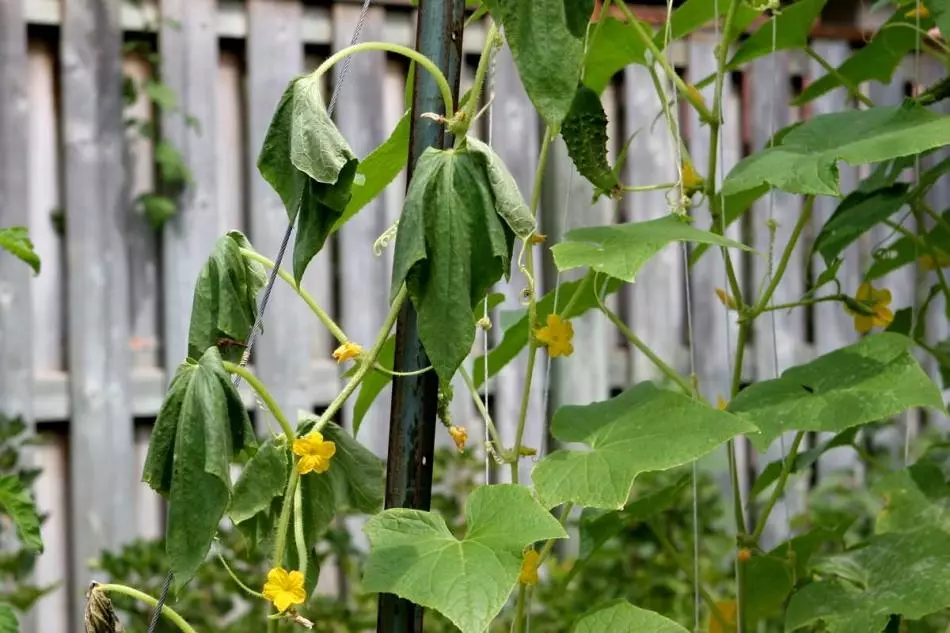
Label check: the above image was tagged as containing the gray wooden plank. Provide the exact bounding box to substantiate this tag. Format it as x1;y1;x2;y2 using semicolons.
32;434;70;633
159;0;220;374
490;44;545;484
61;0;135;601
247;0;313;425
217;51;245;234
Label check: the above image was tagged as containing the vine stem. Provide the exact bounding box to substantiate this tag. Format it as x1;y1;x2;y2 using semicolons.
750;431;805;543
803;46;875;108
885;216;950;301
456;20;499;147
272;468;300;571
750;294;852;315
95;584;198;633
293;476;308;579
223;361;295;441
511;502;574;633
751;196;815;317
313;42;455;120
623;182;676;192
458;365;506;451
217;553;264;599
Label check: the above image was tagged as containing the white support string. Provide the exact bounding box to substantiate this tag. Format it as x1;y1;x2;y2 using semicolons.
484;24;499;487
906;0;923;466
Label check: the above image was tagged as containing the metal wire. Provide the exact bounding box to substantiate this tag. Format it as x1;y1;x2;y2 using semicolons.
147;1;375;628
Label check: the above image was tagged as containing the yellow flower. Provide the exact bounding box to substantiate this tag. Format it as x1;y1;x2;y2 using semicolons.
332;341;363;364
682;160;704;197
717;396;728;411
535;314;574;357
844;282;894;334
529;232;547;245
919;252;950;270
518;549;540;586
906;6;930;19
714;287;737;310
262;567;306;613
709;599;738;633
448;426;468;453
292;432;337;474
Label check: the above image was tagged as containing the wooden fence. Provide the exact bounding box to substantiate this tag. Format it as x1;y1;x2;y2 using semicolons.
1;1;948;631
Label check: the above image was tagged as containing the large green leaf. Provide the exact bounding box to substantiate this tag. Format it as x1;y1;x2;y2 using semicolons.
572;599;688;632
257;74;358;284
487;0;589;125
727;0;828;68
335;110;411;230
552;215;751;283
471;273;623;388
874;443;950;535
0;227;40;275
582;18;648;96
785;528;950;633
813;184;909;266
532;382;757;509
141;347;256;588
362;484;567;633
560;84;620;196
187;231;267;364
723;104;950;197
391;147;514;383
465;138;536;239
0;475;42;553
727;333;946;452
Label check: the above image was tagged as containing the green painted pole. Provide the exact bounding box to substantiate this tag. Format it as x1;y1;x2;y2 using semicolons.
377;0;465;632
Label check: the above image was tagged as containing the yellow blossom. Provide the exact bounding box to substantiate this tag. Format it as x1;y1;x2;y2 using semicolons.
714;287;737;310
332;341;363;364
906;6;930;18
737;548;752;563
844;282;894;334
518;549;540;586
292;432;337;474
448;426;468;453
717;396;728;411
709;599;738;633
919;252;950;270
682;160;704;197
262;567;306;613
529;232;547;245
535;314;574;357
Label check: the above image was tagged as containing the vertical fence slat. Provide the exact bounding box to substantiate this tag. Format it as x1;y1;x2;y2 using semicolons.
247;0;312;423
32;435;69;633
160;0;220;375
491;44;544;484
61;0;135;601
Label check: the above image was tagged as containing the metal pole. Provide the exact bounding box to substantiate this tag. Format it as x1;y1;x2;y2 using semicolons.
377;0;464;632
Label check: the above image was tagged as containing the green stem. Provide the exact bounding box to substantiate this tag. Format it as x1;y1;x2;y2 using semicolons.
459;365;506;451
804;46;875;108
752;196;815;317
456;21;499;146
750;432;805;543
95;584;198;633
752;294;851;315
511;586;528;633
510;345;539;484
241;247;347;344
293;477;308;580
622;182;677;193
372;363;431;377
886;216;950;302
557;273;592;318
217;553;264;599
272;468;300;570
536;502;574;566
223;361;296;440
313;42;455;119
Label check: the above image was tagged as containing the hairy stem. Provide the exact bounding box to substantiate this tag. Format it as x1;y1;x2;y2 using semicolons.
752;196;815;317
217;553;264;599
223;361;296;440
804;47;875;108
294;477;308;580
456;21;499;146
751;431;805;543
272;468;300;571
95;584;198;633
459;365;506;451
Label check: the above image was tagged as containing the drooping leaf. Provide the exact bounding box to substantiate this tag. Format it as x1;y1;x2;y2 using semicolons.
785;528;950;633
228;437;290;527
0;227;40;275
187;231;267;363
487;0;588;124
0;605;16;633
552;215;751;283
744;555;794;622
465;137;536;239
0;475;42;553
335;110;411;230
532;382;757;509
874;443;950;534
750;428;859;498
560;84;620;196
362;484;567;633
257;75;359;284
472;273;624;388
571;599;688;632
141;347;256;588
813;184;909;267
390;147;514;383
722;104;950;197
727;333;946;452
727;0;828;68
582;18;648;96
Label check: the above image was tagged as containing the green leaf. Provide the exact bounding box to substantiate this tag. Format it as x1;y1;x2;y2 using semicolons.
571;599;688;632
335;110;411;231
138;193;178;229
391;147;514;383
723;104;950;197
874;443;950;534
228;438;290;527
785;528;950;632
750;428;858;498
144;79;178;111
141;347;256;588
689;184;769;266
257;75;359;284
465;137;536;239
728;333;946;452
0;227;40;275
924;0;950;39
532;382;757;509
582;18;648;96
813;184;909;267
186;231;267;364
660;0;758;48
0;605;17;633
867;209;950;281
560;84;620;196
0;475;42;553
744;555;794;622
552;215;751;283
155;140;190;185
769;525;848;582
727;0;828;68
362;484;567;633
488;0;587;124
472;272;624;388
